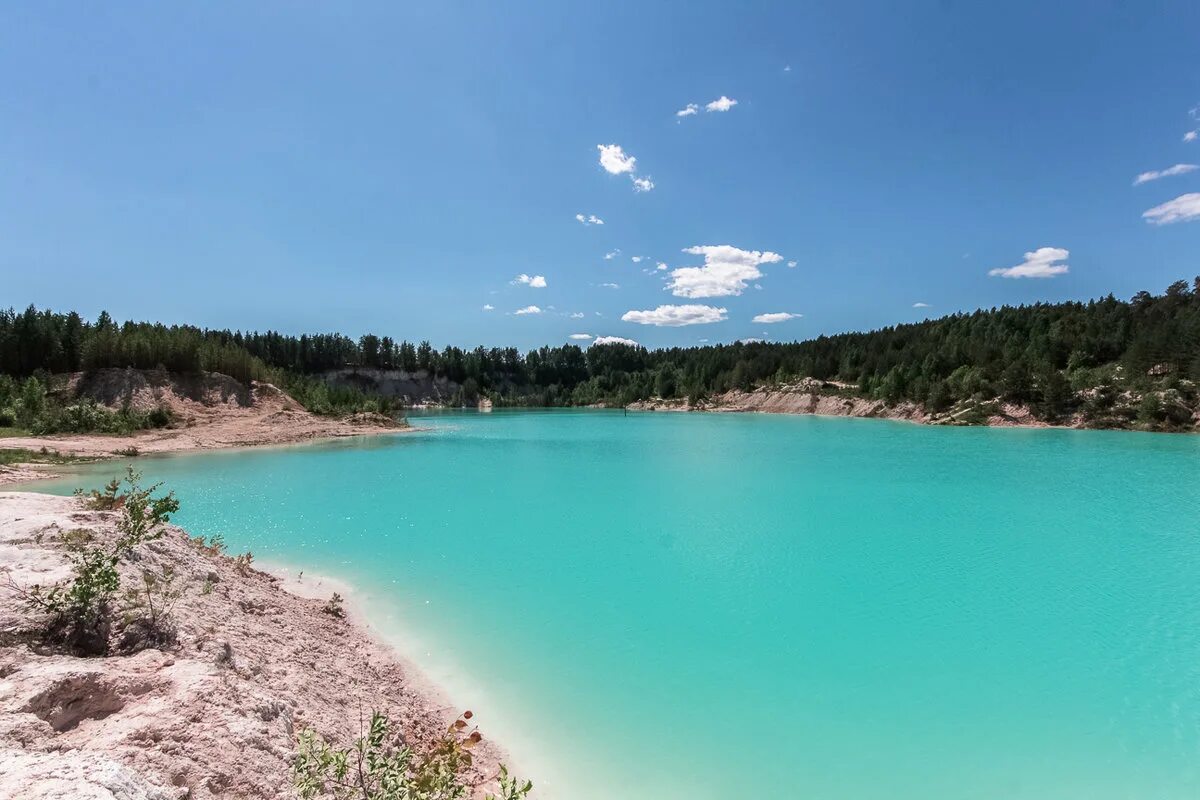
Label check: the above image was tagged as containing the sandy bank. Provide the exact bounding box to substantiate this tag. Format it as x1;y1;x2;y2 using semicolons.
627;379;1055;429
1;369;409;486
0;492;505;799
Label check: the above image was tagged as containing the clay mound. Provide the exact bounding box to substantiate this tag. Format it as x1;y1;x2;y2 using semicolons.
55;369;313;422
60;369;253;414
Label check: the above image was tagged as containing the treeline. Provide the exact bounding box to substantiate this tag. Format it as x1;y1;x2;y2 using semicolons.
2;277;1199;426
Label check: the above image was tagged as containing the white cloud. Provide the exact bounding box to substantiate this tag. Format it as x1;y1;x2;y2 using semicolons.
513;273;547;288
1142;193;1200;225
738;338;765;344
1185;131;1198;143
597;144;654;192
667;244;783;298
622;304;728;326
569;312;585;319
656;262;668;271
988;247;1070;279
1132;164;1198;185
706;96;738;112
482;304;494;311
631;256;643;263
592;335;640;347
514;305;542;315
676;103;699;117
912;302;930;308
604;250;620;260
597;144;637;174
600;282;620;289
783;65;791;73
575;213;605;225
569;333;592;340
787;260;797;268
752;312;801;324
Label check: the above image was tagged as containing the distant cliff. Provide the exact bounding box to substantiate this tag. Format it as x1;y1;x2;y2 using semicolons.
627;377;1200;432
319;368;463;407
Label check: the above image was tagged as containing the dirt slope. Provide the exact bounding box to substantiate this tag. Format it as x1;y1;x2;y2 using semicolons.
0;492;504;799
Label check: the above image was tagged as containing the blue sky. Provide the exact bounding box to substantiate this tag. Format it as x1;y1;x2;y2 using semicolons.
2;1;1199;350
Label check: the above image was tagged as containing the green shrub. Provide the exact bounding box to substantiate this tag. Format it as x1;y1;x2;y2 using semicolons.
322;593;345;618
120;564;184;650
21;468;179;655
293;710;530;800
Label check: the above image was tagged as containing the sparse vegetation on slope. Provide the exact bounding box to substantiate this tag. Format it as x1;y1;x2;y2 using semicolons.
294;710;530;800
8;467;179;655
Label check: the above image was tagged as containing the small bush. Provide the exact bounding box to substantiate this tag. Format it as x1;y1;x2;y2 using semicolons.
76;477;124;510
120;565;184;651
234;551;255;575
293;710;530;800
20;468;179;655
60;528;95;551
322;593;345;618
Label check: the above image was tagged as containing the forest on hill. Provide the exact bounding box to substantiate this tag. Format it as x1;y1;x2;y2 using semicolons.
2;276;1198;433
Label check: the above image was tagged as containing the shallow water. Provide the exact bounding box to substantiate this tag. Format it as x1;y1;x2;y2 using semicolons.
31;410;1200;798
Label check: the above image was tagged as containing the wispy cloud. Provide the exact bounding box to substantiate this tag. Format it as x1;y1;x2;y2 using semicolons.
512;273;547;288
1132;164;1198;185
622;304;728;326
676;103;699;117
575;213;605;226
656;262;668;271
569;333;592;340
597;144;637;174
668;245;783;298
514;305;542;315
631;256;643;263
569;312;585;319
752;312;801;324
1142;193;1200;225
600;282;620;289
786;260;797;268
482;304;494;311
988;247;1070;279
592;335;640;347
912;302;930;308
604;249;620;260
705;96;738;112
1185;131;1198;143
631;176;655;192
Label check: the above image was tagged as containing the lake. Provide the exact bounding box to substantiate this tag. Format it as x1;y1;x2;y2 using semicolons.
30;410;1200;799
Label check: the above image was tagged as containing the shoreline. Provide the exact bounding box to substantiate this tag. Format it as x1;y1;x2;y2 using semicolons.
257;558;530;772
0;491;511;799
257;560;541;788
624;384;1199;434
0;423;419;487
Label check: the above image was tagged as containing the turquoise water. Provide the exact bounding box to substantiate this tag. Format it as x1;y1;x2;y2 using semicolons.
31;411;1200;798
